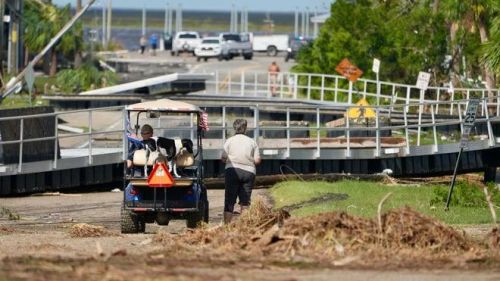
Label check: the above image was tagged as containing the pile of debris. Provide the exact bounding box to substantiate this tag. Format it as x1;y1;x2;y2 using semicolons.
69;223;113;238
154;197;494;267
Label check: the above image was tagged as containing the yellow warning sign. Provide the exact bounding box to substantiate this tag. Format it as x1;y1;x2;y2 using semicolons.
347;98;376;119
148;163;175;187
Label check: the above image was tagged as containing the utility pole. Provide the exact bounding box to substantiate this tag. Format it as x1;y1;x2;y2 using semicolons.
240;8;244;33
142;4;146;36
230;5;234;32
102;1;106;46
0;1;5;84
163;3;170;36
305;7;309;38
313;7;318;38
74;0;83;67
7;0;22;74
301;10;305;36
294;8;298;37
106;0;112;47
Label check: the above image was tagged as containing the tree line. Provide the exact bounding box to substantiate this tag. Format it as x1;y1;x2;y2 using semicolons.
295;0;499;91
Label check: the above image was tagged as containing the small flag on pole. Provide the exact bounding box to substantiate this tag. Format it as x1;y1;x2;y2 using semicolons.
199;111;209;131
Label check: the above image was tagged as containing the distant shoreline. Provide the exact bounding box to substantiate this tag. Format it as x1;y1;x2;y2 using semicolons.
81;8;317;33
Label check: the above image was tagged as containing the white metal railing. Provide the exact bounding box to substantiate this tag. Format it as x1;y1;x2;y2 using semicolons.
1;94;499;175
201;97;500;160
0;106;124;175
198;69;500;118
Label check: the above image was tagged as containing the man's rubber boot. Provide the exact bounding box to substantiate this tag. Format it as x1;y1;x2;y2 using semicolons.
240;205;249;214
223;212;233;224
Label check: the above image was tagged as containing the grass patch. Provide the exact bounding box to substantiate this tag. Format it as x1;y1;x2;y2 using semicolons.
270;180;499;225
0;94;48;109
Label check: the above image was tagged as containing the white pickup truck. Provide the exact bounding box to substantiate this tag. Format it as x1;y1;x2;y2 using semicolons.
252;34;289;56
171;31;202;56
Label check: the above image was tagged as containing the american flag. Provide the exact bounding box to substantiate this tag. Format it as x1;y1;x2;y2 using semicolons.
199;111;209;131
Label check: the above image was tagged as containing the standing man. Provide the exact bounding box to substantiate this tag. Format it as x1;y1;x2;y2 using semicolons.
221;119;261;224
149;34;158;56
139;35;147;55
268;61;280;96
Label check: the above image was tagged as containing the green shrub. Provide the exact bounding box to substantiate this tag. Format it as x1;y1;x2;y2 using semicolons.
430;182;500;207
55;63;118;94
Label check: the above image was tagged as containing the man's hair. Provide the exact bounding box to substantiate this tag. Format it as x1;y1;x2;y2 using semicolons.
233;119;247;134
140;124;153;134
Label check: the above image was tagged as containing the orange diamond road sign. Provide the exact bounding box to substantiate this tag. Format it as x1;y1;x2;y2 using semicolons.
335;58;363;82
148;163;175;188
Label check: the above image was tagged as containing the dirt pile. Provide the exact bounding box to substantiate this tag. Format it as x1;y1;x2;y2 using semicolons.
487;227;500;249
154;197;484;266
69;223;113;238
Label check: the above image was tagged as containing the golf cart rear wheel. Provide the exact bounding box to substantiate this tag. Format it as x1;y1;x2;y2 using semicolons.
121;204;144;233
186;199;206;228
203;200;209;223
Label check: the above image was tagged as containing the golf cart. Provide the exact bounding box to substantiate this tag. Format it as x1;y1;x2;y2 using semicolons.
121;99;209;233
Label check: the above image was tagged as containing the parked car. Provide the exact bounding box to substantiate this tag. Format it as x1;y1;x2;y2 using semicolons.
218;33;253;60
194;37;222;62
285;37;313;62
252;34;289;56
171;31;202;56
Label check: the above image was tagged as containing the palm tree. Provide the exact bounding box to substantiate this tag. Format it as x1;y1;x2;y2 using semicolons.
442;0;496;92
74;0;83;67
481;1;500;75
24;0;83;75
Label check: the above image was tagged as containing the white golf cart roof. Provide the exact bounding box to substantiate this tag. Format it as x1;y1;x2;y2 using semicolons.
125;98;201;112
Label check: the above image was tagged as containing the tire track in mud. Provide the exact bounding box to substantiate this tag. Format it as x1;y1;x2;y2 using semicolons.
281;193;349;212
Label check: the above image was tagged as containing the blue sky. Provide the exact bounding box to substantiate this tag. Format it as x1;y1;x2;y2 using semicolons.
52;0;332;12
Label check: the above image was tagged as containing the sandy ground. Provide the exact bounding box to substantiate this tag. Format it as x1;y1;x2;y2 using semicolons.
1;188;499;281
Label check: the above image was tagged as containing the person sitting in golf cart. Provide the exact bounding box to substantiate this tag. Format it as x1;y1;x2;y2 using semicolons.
126;124;175;175
126;124;194;177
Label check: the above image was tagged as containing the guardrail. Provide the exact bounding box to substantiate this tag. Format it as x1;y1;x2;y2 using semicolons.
198;70;500;117
0;106;124;175
1;93;499;175
202;97;499;159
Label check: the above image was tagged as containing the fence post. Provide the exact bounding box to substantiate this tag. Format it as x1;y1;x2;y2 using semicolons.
18;118;24;173
254;72;258;97
240;71;245;96
293;73;298;99
435;88;440;114
346;111;351;158
286;107;290;158
320;75;325;101
88;110;93;165
307;74;312;100
228;71;232;95
267;72;271;98
483;99;495;147
348;81;353;104
404;104;410;155
280;72;284;98
497;89;500;117
222;106;227;144
405;87;410;114
417;89;424;146
254;105;260;142
450;90;455;115
375;107;380;157
316;107;320;158
215;70;219;95
334;77;338;102
431;104;438;153
54;115;59;169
